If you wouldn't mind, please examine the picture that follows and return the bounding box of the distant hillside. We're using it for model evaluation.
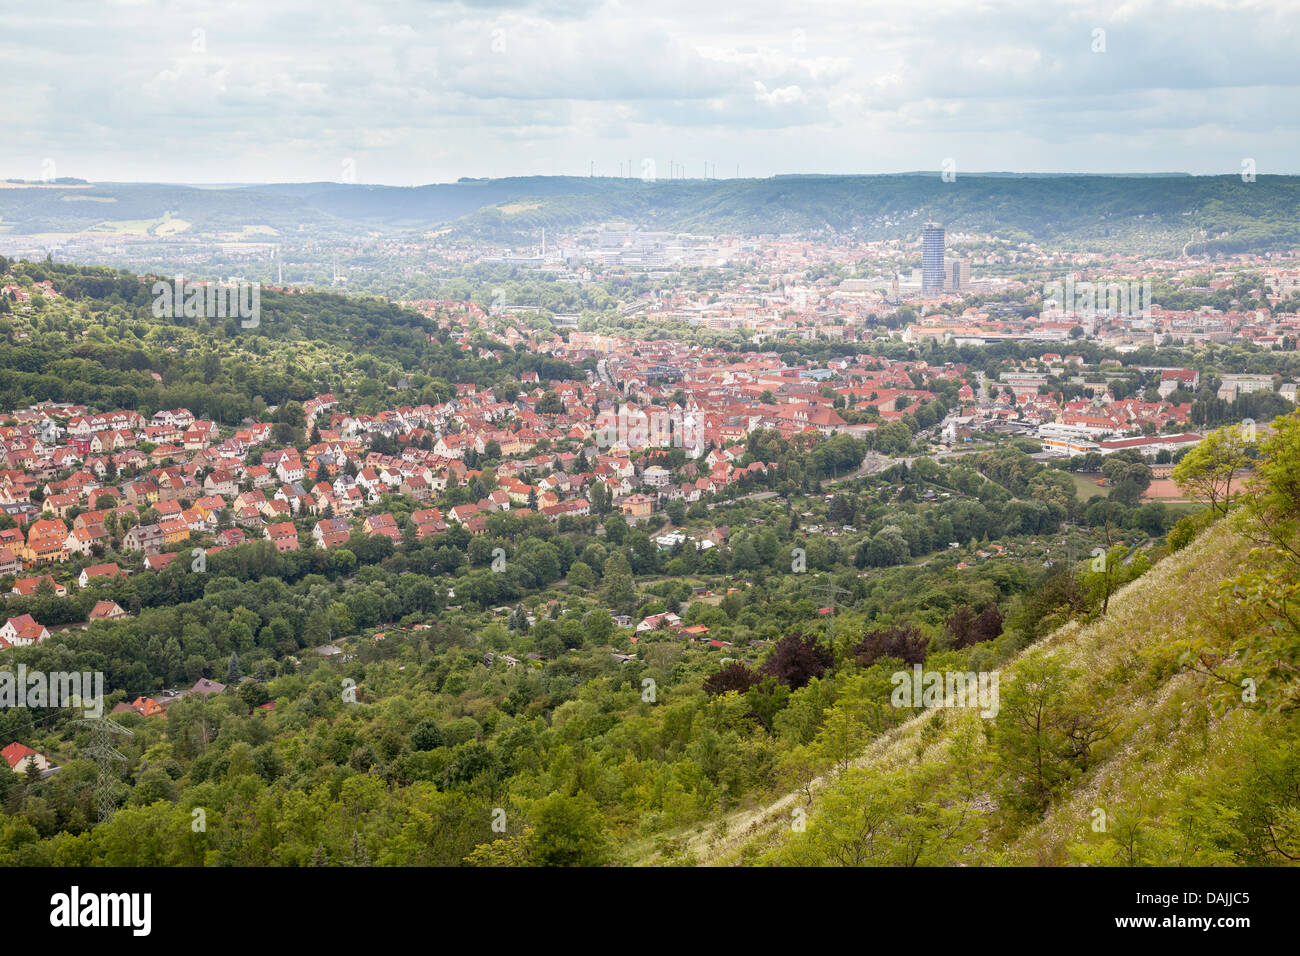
[3,174,1300,252]
[661,516,1300,867]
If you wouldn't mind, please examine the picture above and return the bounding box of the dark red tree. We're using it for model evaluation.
[703,662,762,696]
[947,604,1005,648]
[759,633,834,689]
[974,605,1004,644]
[946,604,979,648]
[853,624,929,666]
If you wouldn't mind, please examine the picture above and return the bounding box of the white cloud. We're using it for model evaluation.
[0,0,1296,182]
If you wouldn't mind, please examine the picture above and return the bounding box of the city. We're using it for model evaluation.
[0,0,1295,932]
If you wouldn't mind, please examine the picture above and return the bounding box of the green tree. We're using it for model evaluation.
[994,658,1095,818]
[528,792,610,866]
[601,552,635,615]
[226,652,243,684]
[1172,424,1253,516]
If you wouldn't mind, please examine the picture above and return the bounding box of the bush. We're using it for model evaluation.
[1168,508,1214,552]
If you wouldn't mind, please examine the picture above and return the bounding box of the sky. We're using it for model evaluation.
[2,0,1298,185]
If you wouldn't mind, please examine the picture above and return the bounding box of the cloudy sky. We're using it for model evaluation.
[2,0,1297,184]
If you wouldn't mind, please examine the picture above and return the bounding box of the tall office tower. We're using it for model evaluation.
[945,258,971,292]
[922,222,946,295]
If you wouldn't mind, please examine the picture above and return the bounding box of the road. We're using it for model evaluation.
[708,491,778,509]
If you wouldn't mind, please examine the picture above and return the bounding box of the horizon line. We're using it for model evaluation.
[12,169,1289,190]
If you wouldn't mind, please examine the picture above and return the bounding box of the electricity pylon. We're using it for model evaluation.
[80,716,134,824]
[816,572,851,644]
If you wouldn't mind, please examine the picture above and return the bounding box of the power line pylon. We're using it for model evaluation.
[80,716,134,825]
[815,572,851,644]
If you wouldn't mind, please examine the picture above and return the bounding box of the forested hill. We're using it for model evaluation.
[668,506,1300,867]
[4,174,1300,252]
[0,259,581,425]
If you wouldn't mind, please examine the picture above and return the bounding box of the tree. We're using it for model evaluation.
[703,662,762,696]
[814,674,895,773]
[566,560,596,590]
[24,752,44,788]
[589,480,612,516]
[994,657,1085,817]
[1172,424,1253,516]
[857,526,910,568]
[528,792,610,866]
[974,605,1004,644]
[582,609,614,644]
[1103,455,1152,507]
[226,652,243,684]
[946,604,979,649]
[601,552,635,615]
[947,604,1003,648]
[537,390,564,415]
[760,633,833,689]
[665,499,686,526]
[773,727,985,867]
[853,623,929,666]
[827,494,855,525]
[1214,411,1300,698]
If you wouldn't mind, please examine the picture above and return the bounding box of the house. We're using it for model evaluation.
[158,515,190,547]
[0,614,50,646]
[275,451,306,483]
[540,498,591,521]
[245,464,275,489]
[448,503,481,525]
[313,517,352,549]
[362,513,402,542]
[24,517,69,565]
[64,525,105,558]
[636,611,682,633]
[216,528,247,548]
[2,743,50,774]
[619,493,656,523]
[189,677,226,696]
[266,522,300,552]
[110,696,164,718]
[143,552,181,572]
[11,574,66,598]
[78,563,123,588]
[43,492,80,519]
[123,523,165,554]
[88,600,129,622]
[642,465,672,488]
[203,469,238,498]
[399,475,432,500]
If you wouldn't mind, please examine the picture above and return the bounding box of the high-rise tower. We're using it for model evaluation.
[922,222,946,295]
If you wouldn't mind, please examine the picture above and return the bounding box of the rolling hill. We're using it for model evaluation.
[3,174,1299,252]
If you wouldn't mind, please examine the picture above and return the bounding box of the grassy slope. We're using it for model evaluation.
[646,519,1265,866]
